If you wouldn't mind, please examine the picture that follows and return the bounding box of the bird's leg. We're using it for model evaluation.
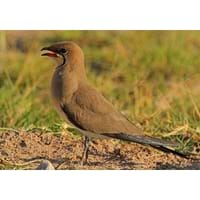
[81,136,90,165]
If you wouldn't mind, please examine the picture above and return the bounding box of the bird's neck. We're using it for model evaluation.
[66,60,87,82]
[52,61,87,104]
[68,53,87,82]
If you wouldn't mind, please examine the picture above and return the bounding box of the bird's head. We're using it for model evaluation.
[41,41,84,68]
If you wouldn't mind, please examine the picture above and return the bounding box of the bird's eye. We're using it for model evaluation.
[60,48,67,54]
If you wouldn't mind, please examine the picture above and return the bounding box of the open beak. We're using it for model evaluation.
[41,47,59,57]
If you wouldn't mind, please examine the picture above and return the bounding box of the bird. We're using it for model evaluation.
[41,41,188,165]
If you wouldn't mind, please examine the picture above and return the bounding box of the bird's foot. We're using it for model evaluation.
[80,136,90,166]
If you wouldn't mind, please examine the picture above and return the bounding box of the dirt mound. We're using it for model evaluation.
[0,130,196,169]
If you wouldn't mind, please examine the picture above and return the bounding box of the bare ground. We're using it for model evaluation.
[0,130,199,170]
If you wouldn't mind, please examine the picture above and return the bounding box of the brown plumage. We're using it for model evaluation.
[41,41,187,164]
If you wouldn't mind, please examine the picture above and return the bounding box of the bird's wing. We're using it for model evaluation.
[61,84,187,157]
[61,84,142,135]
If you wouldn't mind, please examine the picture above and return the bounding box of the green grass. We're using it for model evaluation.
[1,31,200,151]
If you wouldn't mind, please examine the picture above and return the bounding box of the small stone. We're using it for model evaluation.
[36,160,55,170]
[19,140,27,148]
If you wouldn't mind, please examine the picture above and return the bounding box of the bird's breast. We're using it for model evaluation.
[51,70,63,104]
[51,68,79,107]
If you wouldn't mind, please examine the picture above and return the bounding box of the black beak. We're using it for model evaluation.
[41,46,59,57]
[41,47,50,51]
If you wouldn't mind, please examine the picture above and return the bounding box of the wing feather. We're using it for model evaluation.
[61,84,142,134]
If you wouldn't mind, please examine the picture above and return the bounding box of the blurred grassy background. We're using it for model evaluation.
[0,31,200,149]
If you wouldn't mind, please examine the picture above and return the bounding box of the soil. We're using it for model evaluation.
[0,130,199,170]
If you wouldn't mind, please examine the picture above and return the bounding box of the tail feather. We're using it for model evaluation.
[149,144,190,159]
[101,132,189,159]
